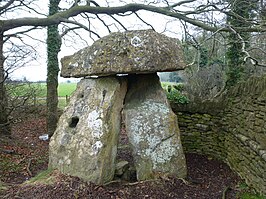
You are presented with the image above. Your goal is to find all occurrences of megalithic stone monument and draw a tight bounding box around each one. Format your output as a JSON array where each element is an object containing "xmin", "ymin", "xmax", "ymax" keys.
[
  {"xmin": 49, "ymin": 29, "xmax": 187, "ymax": 184},
  {"xmin": 124, "ymin": 74, "xmax": 187, "ymax": 180}
]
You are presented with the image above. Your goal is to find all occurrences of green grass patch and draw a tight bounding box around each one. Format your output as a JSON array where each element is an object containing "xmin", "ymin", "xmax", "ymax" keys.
[
  {"xmin": 7, "ymin": 82, "xmax": 77, "ymax": 98},
  {"xmin": 25, "ymin": 168, "xmax": 56, "ymax": 185},
  {"xmin": 0, "ymin": 155, "xmax": 24, "ymax": 173},
  {"xmin": 7, "ymin": 81, "xmax": 189, "ymax": 108},
  {"xmin": 236, "ymin": 182, "xmax": 265, "ymax": 199},
  {"xmin": 58, "ymin": 97, "xmax": 69, "ymax": 109},
  {"xmin": 6, "ymin": 82, "xmax": 77, "ymax": 109},
  {"xmin": 57, "ymin": 83, "xmax": 77, "ymax": 97},
  {"xmin": 239, "ymin": 192, "xmax": 265, "ymax": 199}
]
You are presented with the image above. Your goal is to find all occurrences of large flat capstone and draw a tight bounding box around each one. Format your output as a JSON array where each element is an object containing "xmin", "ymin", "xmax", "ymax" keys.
[
  {"xmin": 123, "ymin": 73, "xmax": 187, "ymax": 180},
  {"xmin": 49, "ymin": 77, "xmax": 127, "ymax": 184},
  {"xmin": 61, "ymin": 29, "xmax": 186, "ymax": 77}
]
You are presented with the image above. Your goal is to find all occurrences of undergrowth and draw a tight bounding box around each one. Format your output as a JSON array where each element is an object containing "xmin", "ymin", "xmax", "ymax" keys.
[{"xmin": 161, "ymin": 82, "xmax": 189, "ymax": 104}]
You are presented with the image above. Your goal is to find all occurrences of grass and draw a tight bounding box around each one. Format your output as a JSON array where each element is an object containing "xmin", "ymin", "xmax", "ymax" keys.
[
  {"xmin": 7, "ymin": 82, "xmax": 77, "ymax": 109},
  {"xmin": 7, "ymin": 81, "xmax": 191, "ymax": 108},
  {"xmin": 38, "ymin": 82, "xmax": 77, "ymax": 97},
  {"xmin": 57, "ymin": 83, "xmax": 77, "ymax": 97},
  {"xmin": 7, "ymin": 81, "xmax": 190, "ymax": 109},
  {"xmin": 7, "ymin": 82, "xmax": 77, "ymax": 98},
  {"xmin": 236, "ymin": 182, "xmax": 266, "ymax": 199},
  {"xmin": 0, "ymin": 155, "xmax": 24, "ymax": 174},
  {"xmin": 240, "ymin": 192, "xmax": 265, "ymax": 199},
  {"xmin": 10, "ymin": 81, "xmax": 182, "ymax": 99},
  {"xmin": 25, "ymin": 168, "xmax": 56, "ymax": 185}
]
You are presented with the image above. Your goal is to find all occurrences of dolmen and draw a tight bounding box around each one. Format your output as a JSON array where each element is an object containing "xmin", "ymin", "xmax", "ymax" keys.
[{"xmin": 49, "ymin": 29, "xmax": 187, "ymax": 184}]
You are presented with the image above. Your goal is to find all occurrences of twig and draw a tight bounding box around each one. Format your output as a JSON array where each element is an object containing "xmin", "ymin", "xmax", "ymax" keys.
[
  {"xmin": 26, "ymin": 158, "xmax": 32, "ymax": 177},
  {"xmin": 222, "ymin": 186, "xmax": 230, "ymax": 199},
  {"xmin": 178, "ymin": 178, "xmax": 190, "ymax": 185},
  {"xmin": 103, "ymin": 179, "xmax": 121, "ymax": 186},
  {"xmin": 125, "ymin": 179, "xmax": 159, "ymax": 186},
  {"xmin": 0, "ymin": 148, "xmax": 15, "ymax": 154}
]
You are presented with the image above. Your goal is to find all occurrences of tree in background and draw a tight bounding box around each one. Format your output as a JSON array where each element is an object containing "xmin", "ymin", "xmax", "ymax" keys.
[
  {"xmin": 47, "ymin": 0, "xmax": 61, "ymax": 136},
  {"xmin": 0, "ymin": 32, "xmax": 9, "ymax": 136},
  {"xmin": 226, "ymin": 0, "xmax": 259, "ymax": 87},
  {"xmin": 1, "ymin": 0, "xmax": 266, "ymax": 136}
]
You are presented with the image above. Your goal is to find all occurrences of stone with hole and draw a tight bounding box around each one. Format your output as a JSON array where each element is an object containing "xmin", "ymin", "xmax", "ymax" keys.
[{"xmin": 49, "ymin": 77, "xmax": 127, "ymax": 184}]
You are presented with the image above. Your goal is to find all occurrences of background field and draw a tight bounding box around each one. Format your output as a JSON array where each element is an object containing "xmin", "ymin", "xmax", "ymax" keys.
[
  {"xmin": 8, "ymin": 81, "xmax": 185, "ymax": 109},
  {"xmin": 33, "ymin": 83, "xmax": 77, "ymax": 97},
  {"xmin": 57, "ymin": 83, "xmax": 77, "ymax": 97}
]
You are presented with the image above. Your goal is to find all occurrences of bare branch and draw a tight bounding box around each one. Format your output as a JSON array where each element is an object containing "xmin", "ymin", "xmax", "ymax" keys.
[
  {"xmin": 0, "ymin": 0, "xmax": 15, "ymax": 12},
  {"xmin": 1, "ymin": 3, "xmax": 265, "ymax": 33},
  {"xmin": 60, "ymin": 18, "xmax": 100, "ymax": 39},
  {"xmin": 134, "ymin": 12, "xmax": 154, "ymax": 31},
  {"xmin": 167, "ymin": 0, "xmax": 196, "ymax": 9},
  {"xmin": 109, "ymin": 15, "xmax": 128, "ymax": 31}
]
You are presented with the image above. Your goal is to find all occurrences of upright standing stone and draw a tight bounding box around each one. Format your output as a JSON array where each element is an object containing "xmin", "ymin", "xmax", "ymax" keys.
[
  {"xmin": 123, "ymin": 74, "xmax": 187, "ymax": 180},
  {"xmin": 49, "ymin": 77, "xmax": 127, "ymax": 184}
]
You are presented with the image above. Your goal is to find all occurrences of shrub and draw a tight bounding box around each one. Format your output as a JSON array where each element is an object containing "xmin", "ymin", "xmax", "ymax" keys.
[{"xmin": 161, "ymin": 82, "xmax": 189, "ymax": 104}]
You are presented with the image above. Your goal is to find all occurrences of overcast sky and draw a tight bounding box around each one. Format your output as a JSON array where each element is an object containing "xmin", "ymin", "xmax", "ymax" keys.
[{"xmin": 6, "ymin": 0, "xmax": 202, "ymax": 82}]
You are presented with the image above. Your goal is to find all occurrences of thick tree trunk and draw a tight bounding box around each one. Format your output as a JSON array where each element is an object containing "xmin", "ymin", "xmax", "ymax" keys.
[
  {"xmin": 46, "ymin": 0, "xmax": 61, "ymax": 137},
  {"xmin": 46, "ymin": 48, "xmax": 59, "ymax": 137},
  {"xmin": 0, "ymin": 33, "xmax": 10, "ymax": 136}
]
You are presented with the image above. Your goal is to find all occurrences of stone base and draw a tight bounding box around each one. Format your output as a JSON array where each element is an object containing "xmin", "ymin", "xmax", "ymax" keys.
[
  {"xmin": 49, "ymin": 74, "xmax": 187, "ymax": 184},
  {"xmin": 49, "ymin": 77, "xmax": 127, "ymax": 184},
  {"xmin": 124, "ymin": 74, "xmax": 187, "ymax": 180}
]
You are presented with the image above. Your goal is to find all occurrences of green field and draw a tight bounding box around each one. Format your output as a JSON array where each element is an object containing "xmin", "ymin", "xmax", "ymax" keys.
[
  {"xmin": 57, "ymin": 83, "xmax": 77, "ymax": 97},
  {"xmin": 7, "ymin": 81, "xmax": 188, "ymax": 109},
  {"xmin": 7, "ymin": 82, "xmax": 77, "ymax": 97},
  {"xmin": 7, "ymin": 82, "xmax": 77, "ymax": 109},
  {"xmin": 37, "ymin": 82, "xmax": 77, "ymax": 97},
  {"xmin": 10, "ymin": 82, "xmax": 179, "ymax": 98}
]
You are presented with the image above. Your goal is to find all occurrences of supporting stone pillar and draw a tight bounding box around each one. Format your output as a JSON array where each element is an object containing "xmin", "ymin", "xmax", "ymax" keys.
[
  {"xmin": 49, "ymin": 77, "xmax": 127, "ymax": 184},
  {"xmin": 123, "ymin": 74, "xmax": 187, "ymax": 181}
]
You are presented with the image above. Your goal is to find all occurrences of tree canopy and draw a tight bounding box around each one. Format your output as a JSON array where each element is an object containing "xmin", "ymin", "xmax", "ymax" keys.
[{"xmin": 1, "ymin": 0, "xmax": 266, "ymax": 135}]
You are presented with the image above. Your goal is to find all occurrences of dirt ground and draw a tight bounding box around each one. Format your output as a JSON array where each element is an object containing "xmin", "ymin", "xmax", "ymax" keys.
[{"xmin": 0, "ymin": 115, "xmax": 259, "ymax": 199}]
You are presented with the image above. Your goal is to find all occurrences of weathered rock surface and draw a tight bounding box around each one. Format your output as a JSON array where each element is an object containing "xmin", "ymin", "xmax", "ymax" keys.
[
  {"xmin": 115, "ymin": 160, "xmax": 129, "ymax": 176},
  {"xmin": 61, "ymin": 29, "xmax": 186, "ymax": 77},
  {"xmin": 123, "ymin": 73, "xmax": 187, "ymax": 181},
  {"xmin": 49, "ymin": 77, "xmax": 127, "ymax": 184}
]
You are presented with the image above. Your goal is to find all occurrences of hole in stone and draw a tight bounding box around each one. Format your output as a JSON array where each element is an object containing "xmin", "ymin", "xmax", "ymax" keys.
[
  {"xmin": 78, "ymin": 92, "xmax": 84, "ymax": 98},
  {"xmin": 69, "ymin": 116, "xmax": 79, "ymax": 128}
]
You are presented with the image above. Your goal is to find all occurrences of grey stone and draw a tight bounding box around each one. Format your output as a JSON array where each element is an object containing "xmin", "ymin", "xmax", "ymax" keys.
[
  {"xmin": 123, "ymin": 73, "xmax": 187, "ymax": 181},
  {"xmin": 49, "ymin": 77, "xmax": 127, "ymax": 184},
  {"xmin": 61, "ymin": 29, "xmax": 186, "ymax": 78},
  {"xmin": 115, "ymin": 160, "xmax": 129, "ymax": 176}
]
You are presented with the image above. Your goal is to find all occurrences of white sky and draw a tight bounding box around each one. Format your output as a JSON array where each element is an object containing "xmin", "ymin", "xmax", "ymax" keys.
[
  {"xmin": 11, "ymin": 16, "xmax": 182, "ymax": 82},
  {"xmin": 5, "ymin": 0, "xmax": 212, "ymax": 82}
]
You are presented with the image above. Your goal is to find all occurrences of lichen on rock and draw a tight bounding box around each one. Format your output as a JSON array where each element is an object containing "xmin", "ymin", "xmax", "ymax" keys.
[
  {"xmin": 123, "ymin": 73, "xmax": 187, "ymax": 181},
  {"xmin": 49, "ymin": 77, "xmax": 127, "ymax": 184},
  {"xmin": 61, "ymin": 29, "xmax": 186, "ymax": 77}
]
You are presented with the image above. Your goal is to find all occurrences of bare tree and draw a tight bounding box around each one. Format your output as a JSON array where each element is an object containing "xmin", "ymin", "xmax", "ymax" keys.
[{"xmin": 1, "ymin": 0, "xmax": 266, "ymax": 136}]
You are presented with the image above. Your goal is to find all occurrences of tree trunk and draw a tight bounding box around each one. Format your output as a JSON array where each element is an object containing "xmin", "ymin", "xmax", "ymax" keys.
[
  {"xmin": 0, "ymin": 33, "xmax": 10, "ymax": 136},
  {"xmin": 46, "ymin": 0, "xmax": 61, "ymax": 137},
  {"xmin": 225, "ymin": 0, "xmax": 256, "ymax": 87}
]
